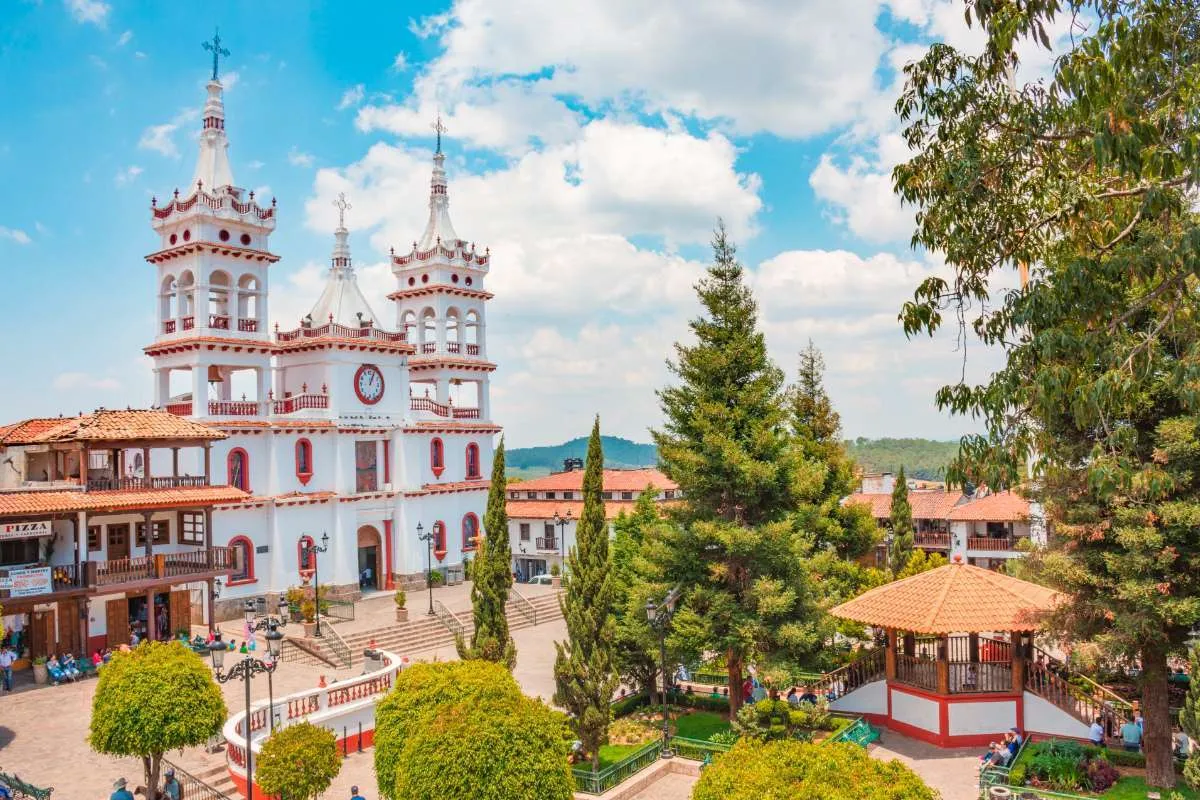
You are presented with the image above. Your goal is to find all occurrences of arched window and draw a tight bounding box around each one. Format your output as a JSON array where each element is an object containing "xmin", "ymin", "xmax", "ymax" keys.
[
  {"xmin": 430, "ymin": 438, "xmax": 445, "ymax": 477},
  {"xmin": 227, "ymin": 448, "xmax": 249, "ymax": 492},
  {"xmin": 228, "ymin": 535, "xmax": 255, "ymax": 584},
  {"xmin": 298, "ymin": 535, "xmax": 315, "ymax": 578},
  {"xmin": 465, "ymin": 443, "xmax": 480, "ymax": 479},
  {"xmin": 295, "ymin": 438, "xmax": 313, "ymax": 485},
  {"xmin": 432, "ymin": 521, "xmax": 447, "ymax": 560},
  {"xmin": 462, "ymin": 513, "xmax": 480, "ymax": 550}
]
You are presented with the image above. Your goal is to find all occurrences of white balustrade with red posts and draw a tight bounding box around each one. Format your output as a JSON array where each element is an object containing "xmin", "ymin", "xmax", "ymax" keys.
[{"xmin": 224, "ymin": 649, "xmax": 403, "ymax": 799}]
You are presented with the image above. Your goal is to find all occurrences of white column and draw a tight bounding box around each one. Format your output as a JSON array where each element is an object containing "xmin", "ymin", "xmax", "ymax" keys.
[
  {"xmin": 154, "ymin": 368, "xmax": 170, "ymax": 407},
  {"xmin": 435, "ymin": 375, "xmax": 450, "ymax": 404},
  {"xmin": 191, "ymin": 363, "xmax": 208, "ymax": 417},
  {"xmin": 259, "ymin": 288, "xmax": 270, "ymax": 338},
  {"xmin": 256, "ymin": 368, "xmax": 268, "ymax": 415},
  {"xmin": 479, "ymin": 376, "xmax": 490, "ymax": 420}
]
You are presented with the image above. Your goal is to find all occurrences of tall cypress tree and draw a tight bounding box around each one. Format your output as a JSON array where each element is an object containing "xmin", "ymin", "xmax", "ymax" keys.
[
  {"xmin": 653, "ymin": 224, "xmax": 826, "ymax": 714},
  {"xmin": 458, "ymin": 438, "xmax": 516, "ymax": 668},
  {"xmin": 888, "ymin": 467, "xmax": 914, "ymax": 576},
  {"xmin": 553, "ymin": 418, "xmax": 618, "ymax": 771}
]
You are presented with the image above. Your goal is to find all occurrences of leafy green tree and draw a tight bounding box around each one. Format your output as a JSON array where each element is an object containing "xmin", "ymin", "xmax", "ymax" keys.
[
  {"xmin": 789, "ymin": 340, "xmax": 878, "ymax": 558},
  {"xmin": 88, "ymin": 641, "xmax": 227, "ymax": 795},
  {"xmin": 1183, "ymin": 650, "xmax": 1200, "ymax": 789},
  {"xmin": 893, "ymin": 1, "xmax": 1200, "ymax": 785},
  {"xmin": 611, "ymin": 489, "xmax": 670, "ymax": 704},
  {"xmin": 390, "ymin": 693, "xmax": 574, "ymax": 800},
  {"xmin": 691, "ymin": 739, "xmax": 936, "ymax": 800},
  {"xmin": 895, "ymin": 548, "xmax": 946, "ymax": 580},
  {"xmin": 653, "ymin": 225, "xmax": 829, "ymax": 714},
  {"xmin": 255, "ymin": 721, "xmax": 341, "ymax": 800},
  {"xmin": 554, "ymin": 418, "xmax": 619, "ymax": 770},
  {"xmin": 375, "ymin": 661, "xmax": 523, "ymax": 799},
  {"xmin": 888, "ymin": 468, "xmax": 914, "ymax": 576},
  {"xmin": 459, "ymin": 437, "xmax": 516, "ymax": 668}
]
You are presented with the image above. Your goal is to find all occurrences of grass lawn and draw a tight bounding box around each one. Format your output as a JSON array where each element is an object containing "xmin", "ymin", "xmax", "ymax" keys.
[
  {"xmin": 596, "ymin": 743, "xmax": 649, "ymax": 770},
  {"xmin": 1096, "ymin": 777, "xmax": 1199, "ymax": 799},
  {"xmin": 673, "ymin": 711, "xmax": 731, "ymax": 740}
]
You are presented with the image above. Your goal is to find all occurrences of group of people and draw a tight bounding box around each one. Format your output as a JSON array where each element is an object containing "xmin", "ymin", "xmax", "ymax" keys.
[
  {"xmin": 1090, "ymin": 710, "xmax": 1194, "ymax": 758},
  {"xmin": 981, "ymin": 727, "xmax": 1023, "ymax": 766},
  {"xmin": 110, "ymin": 777, "xmax": 369, "ymax": 800}
]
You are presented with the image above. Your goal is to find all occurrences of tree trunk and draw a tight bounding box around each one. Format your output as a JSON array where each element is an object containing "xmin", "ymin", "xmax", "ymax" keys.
[
  {"xmin": 1142, "ymin": 644, "xmax": 1175, "ymax": 788},
  {"xmin": 727, "ymin": 649, "xmax": 743, "ymax": 716},
  {"xmin": 143, "ymin": 753, "xmax": 162, "ymax": 800}
]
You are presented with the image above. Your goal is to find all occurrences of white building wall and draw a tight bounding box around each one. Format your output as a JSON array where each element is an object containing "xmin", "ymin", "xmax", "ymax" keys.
[
  {"xmin": 890, "ymin": 688, "xmax": 941, "ymax": 734},
  {"xmin": 947, "ymin": 700, "xmax": 1018, "ymax": 736},
  {"xmin": 830, "ymin": 680, "xmax": 887, "ymax": 716},
  {"xmin": 1023, "ymin": 692, "xmax": 1093, "ymax": 739}
]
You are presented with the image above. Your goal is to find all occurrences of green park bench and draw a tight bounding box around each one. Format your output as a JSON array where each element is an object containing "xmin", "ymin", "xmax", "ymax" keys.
[{"xmin": 0, "ymin": 769, "xmax": 54, "ymax": 800}]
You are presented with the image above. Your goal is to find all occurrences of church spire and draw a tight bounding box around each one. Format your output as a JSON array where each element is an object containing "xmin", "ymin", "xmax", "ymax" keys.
[
  {"xmin": 191, "ymin": 31, "xmax": 236, "ymax": 194},
  {"xmin": 417, "ymin": 113, "xmax": 458, "ymax": 250},
  {"xmin": 306, "ymin": 194, "xmax": 380, "ymax": 327}
]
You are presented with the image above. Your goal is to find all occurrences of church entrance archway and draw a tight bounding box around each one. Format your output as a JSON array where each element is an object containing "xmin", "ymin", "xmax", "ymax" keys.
[{"xmin": 356, "ymin": 525, "xmax": 383, "ymax": 593}]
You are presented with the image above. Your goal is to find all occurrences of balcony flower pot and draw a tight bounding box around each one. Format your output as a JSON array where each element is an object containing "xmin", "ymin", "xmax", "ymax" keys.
[{"xmin": 32, "ymin": 657, "xmax": 48, "ymax": 685}]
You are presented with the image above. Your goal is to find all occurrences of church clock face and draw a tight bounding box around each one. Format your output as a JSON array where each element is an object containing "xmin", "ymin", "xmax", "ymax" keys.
[{"xmin": 353, "ymin": 364, "xmax": 385, "ymax": 405}]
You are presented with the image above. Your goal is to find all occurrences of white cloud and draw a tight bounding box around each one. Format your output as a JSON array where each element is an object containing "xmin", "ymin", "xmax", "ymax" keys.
[
  {"xmin": 247, "ymin": 160, "xmax": 266, "ymax": 170},
  {"xmin": 221, "ymin": 71, "xmax": 240, "ymax": 91},
  {"xmin": 337, "ymin": 84, "xmax": 365, "ymax": 111},
  {"xmin": 64, "ymin": 0, "xmax": 109, "ymax": 26},
  {"xmin": 134, "ymin": 51, "xmax": 147, "ymax": 59},
  {"xmin": 0, "ymin": 226, "xmax": 32, "ymax": 245},
  {"xmin": 809, "ymin": 150, "xmax": 913, "ymax": 243},
  {"xmin": 137, "ymin": 108, "xmax": 198, "ymax": 159},
  {"xmin": 114, "ymin": 165, "xmax": 143, "ymax": 186},
  {"xmin": 53, "ymin": 372, "xmax": 121, "ymax": 391},
  {"xmin": 288, "ymin": 148, "xmax": 315, "ymax": 168},
  {"xmin": 116, "ymin": 30, "xmax": 132, "ymax": 47},
  {"xmin": 391, "ymin": 52, "xmax": 409, "ymax": 72},
  {"xmin": 251, "ymin": 186, "xmax": 272, "ymax": 201}
]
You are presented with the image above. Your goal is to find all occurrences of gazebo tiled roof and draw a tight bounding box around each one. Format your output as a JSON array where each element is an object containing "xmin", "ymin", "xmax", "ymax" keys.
[{"xmin": 829, "ymin": 563, "xmax": 1060, "ymax": 634}]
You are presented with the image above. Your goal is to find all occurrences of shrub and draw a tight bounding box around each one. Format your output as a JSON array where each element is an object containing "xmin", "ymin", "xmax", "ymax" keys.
[
  {"xmin": 391, "ymin": 694, "xmax": 573, "ymax": 800},
  {"xmin": 550, "ymin": 562, "xmax": 561, "ymax": 577},
  {"xmin": 429, "ymin": 569, "xmax": 446, "ymax": 587},
  {"xmin": 609, "ymin": 717, "xmax": 656, "ymax": 745},
  {"xmin": 255, "ymin": 721, "xmax": 341, "ymax": 799},
  {"xmin": 692, "ymin": 739, "xmax": 936, "ymax": 800},
  {"xmin": 612, "ymin": 693, "xmax": 650, "ymax": 717},
  {"xmin": 1101, "ymin": 746, "xmax": 1146, "ymax": 767},
  {"xmin": 394, "ymin": 590, "xmax": 406, "ymax": 609},
  {"xmin": 709, "ymin": 730, "xmax": 739, "ymax": 745},
  {"xmin": 1008, "ymin": 764, "xmax": 1027, "ymax": 787},
  {"xmin": 1084, "ymin": 757, "xmax": 1120, "ymax": 793},
  {"xmin": 374, "ymin": 661, "xmax": 523, "ymax": 799},
  {"xmin": 300, "ymin": 600, "xmax": 317, "ymax": 623}
]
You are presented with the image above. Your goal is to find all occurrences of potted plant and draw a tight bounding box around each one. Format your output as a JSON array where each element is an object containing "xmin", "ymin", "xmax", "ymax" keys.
[
  {"xmin": 300, "ymin": 600, "xmax": 318, "ymax": 638},
  {"xmin": 394, "ymin": 590, "xmax": 408, "ymax": 623},
  {"xmin": 32, "ymin": 655, "xmax": 48, "ymax": 685},
  {"xmin": 550, "ymin": 562, "xmax": 562, "ymax": 587},
  {"xmin": 285, "ymin": 586, "xmax": 307, "ymax": 623}
]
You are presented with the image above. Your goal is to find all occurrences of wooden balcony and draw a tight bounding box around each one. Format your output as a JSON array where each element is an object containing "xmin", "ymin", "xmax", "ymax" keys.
[
  {"xmin": 535, "ymin": 536, "xmax": 559, "ymax": 553},
  {"xmin": 914, "ymin": 531, "xmax": 951, "ymax": 549},
  {"xmin": 86, "ymin": 476, "xmax": 210, "ymax": 491},
  {"xmin": 89, "ymin": 547, "xmax": 234, "ymax": 588},
  {"xmin": 967, "ymin": 536, "xmax": 1017, "ymax": 551}
]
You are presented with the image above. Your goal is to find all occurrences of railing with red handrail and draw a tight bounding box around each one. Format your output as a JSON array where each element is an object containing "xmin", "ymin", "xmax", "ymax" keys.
[
  {"xmin": 410, "ymin": 396, "xmax": 450, "ymax": 417},
  {"xmin": 420, "ymin": 341, "xmax": 437, "ymax": 354},
  {"xmin": 182, "ymin": 316, "xmax": 195, "ymax": 330},
  {"xmin": 914, "ymin": 531, "xmax": 951, "ymax": 548},
  {"xmin": 275, "ymin": 320, "xmax": 407, "ymax": 343},
  {"xmin": 466, "ymin": 343, "xmax": 480, "ymax": 355},
  {"xmin": 237, "ymin": 318, "xmax": 258, "ymax": 332},
  {"xmin": 86, "ymin": 476, "xmax": 210, "ymax": 491},
  {"xmin": 968, "ymin": 536, "xmax": 1017, "ymax": 551},
  {"xmin": 152, "ymin": 188, "xmax": 275, "ymax": 222},
  {"xmin": 208, "ymin": 400, "xmax": 259, "ymax": 416},
  {"xmin": 163, "ymin": 319, "xmax": 177, "ymax": 334},
  {"xmin": 452, "ymin": 407, "xmax": 481, "ymax": 419},
  {"xmin": 272, "ymin": 392, "xmax": 329, "ymax": 414},
  {"xmin": 164, "ymin": 401, "xmax": 192, "ymax": 416},
  {"xmin": 209, "ymin": 314, "xmax": 230, "ymax": 330},
  {"xmin": 809, "ymin": 648, "xmax": 886, "ymax": 699}
]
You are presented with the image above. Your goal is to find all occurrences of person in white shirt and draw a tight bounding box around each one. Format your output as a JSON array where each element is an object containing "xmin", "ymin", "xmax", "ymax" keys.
[
  {"xmin": 0, "ymin": 646, "xmax": 15, "ymax": 692},
  {"xmin": 1089, "ymin": 717, "xmax": 1105, "ymax": 746},
  {"xmin": 1175, "ymin": 726, "xmax": 1192, "ymax": 758}
]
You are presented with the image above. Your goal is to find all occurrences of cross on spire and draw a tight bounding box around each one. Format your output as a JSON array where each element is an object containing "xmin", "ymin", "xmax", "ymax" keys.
[
  {"xmin": 202, "ymin": 30, "xmax": 230, "ymax": 82},
  {"xmin": 431, "ymin": 112, "xmax": 448, "ymax": 154},
  {"xmin": 333, "ymin": 192, "xmax": 352, "ymax": 228}
]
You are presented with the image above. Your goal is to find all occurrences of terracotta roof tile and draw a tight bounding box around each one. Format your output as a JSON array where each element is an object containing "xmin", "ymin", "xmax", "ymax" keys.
[
  {"xmin": 512, "ymin": 468, "xmax": 675, "ymax": 493},
  {"xmin": 31, "ymin": 409, "xmax": 226, "ymax": 443},
  {"xmin": 0, "ymin": 485, "xmax": 249, "ymax": 516},
  {"xmin": 947, "ymin": 491, "xmax": 1030, "ymax": 522},
  {"xmin": 829, "ymin": 563, "xmax": 1060, "ymax": 634},
  {"xmin": 506, "ymin": 499, "xmax": 675, "ymax": 521},
  {"xmin": 845, "ymin": 491, "xmax": 965, "ymax": 520},
  {"xmin": 0, "ymin": 418, "xmax": 73, "ymax": 445}
]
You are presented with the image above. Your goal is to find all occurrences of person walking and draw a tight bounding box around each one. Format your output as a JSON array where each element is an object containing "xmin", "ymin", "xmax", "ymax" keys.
[
  {"xmin": 0, "ymin": 645, "xmax": 15, "ymax": 692},
  {"xmin": 350, "ymin": 786, "xmax": 367, "ymax": 800}
]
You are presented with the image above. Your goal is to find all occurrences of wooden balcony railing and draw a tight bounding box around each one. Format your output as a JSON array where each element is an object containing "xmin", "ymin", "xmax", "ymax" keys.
[
  {"xmin": 535, "ymin": 536, "xmax": 559, "ymax": 552},
  {"xmin": 165, "ymin": 401, "xmax": 192, "ymax": 416},
  {"xmin": 209, "ymin": 314, "xmax": 230, "ymax": 330},
  {"xmin": 949, "ymin": 662, "xmax": 1012, "ymax": 693},
  {"xmin": 967, "ymin": 536, "xmax": 1017, "ymax": 551},
  {"xmin": 809, "ymin": 647, "xmax": 885, "ymax": 699},
  {"xmin": 208, "ymin": 400, "xmax": 259, "ymax": 416},
  {"xmin": 238, "ymin": 318, "xmax": 258, "ymax": 332},
  {"xmin": 90, "ymin": 547, "xmax": 234, "ymax": 588},
  {"xmin": 895, "ymin": 654, "xmax": 938, "ymax": 692},
  {"xmin": 914, "ymin": 531, "xmax": 951, "ymax": 549},
  {"xmin": 86, "ymin": 476, "xmax": 210, "ymax": 491},
  {"xmin": 272, "ymin": 392, "xmax": 329, "ymax": 414}
]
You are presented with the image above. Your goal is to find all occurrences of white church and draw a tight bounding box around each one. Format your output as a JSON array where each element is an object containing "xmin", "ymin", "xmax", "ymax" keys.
[{"xmin": 144, "ymin": 66, "xmax": 497, "ymax": 616}]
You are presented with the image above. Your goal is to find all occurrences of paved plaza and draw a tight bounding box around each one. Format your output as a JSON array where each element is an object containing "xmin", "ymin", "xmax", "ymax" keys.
[{"xmin": 0, "ymin": 582, "xmax": 978, "ymax": 799}]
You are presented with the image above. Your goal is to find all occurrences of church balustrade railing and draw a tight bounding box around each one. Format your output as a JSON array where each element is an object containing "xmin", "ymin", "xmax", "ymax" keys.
[
  {"xmin": 152, "ymin": 188, "xmax": 276, "ymax": 222},
  {"xmin": 208, "ymin": 400, "xmax": 260, "ymax": 417},
  {"xmin": 274, "ymin": 320, "xmax": 407, "ymax": 343},
  {"xmin": 237, "ymin": 318, "xmax": 258, "ymax": 332},
  {"xmin": 163, "ymin": 320, "xmax": 177, "ymax": 334},
  {"xmin": 410, "ymin": 396, "xmax": 450, "ymax": 417},
  {"xmin": 272, "ymin": 392, "xmax": 329, "ymax": 414},
  {"xmin": 165, "ymin": 401, "xmax": 192, "ymax": 416},
  {"xmin": 452, "ymin": 407, "xmax": 480, "ymax": 419},
  {"xmin": 466, "ymin": 343, "xmax": 480, "ymax": 355},
  {"xmin": 86, "ymin": 476, "xmax": 210, "ymax": 491},
  {"xmin": 446, "ymin": 341, "xmax": 461, "ymax": 354},
  {"xmin": 209, "ymin": 314, "xmax": 230, "ymax": 330},
  {"xmin": 182, "ymin": 316, "xmax": 195, "ymax": 331},
  {"xmin": 420, "ymin": 341, "xmax": 437, "ymax": 354}
]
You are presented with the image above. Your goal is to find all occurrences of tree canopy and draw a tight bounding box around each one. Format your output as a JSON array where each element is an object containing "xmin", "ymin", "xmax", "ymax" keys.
[
  {"xmin": 88, "ymin": 641, "xmax": 227, "ymax": 794},
  {"xmin": 255, "ymin": 721, "xmax": 341, "ymax": 800},
  {"xmin": 691, "ymin": 739, "xmax": 936, "ymax": 800}
]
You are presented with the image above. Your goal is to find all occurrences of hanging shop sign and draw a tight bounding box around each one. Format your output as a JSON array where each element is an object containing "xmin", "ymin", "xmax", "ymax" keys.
[
  {"xmin": 0, "ymin": 567, "xmax": 53, "ymax": 597},
  {"xmin": 0, "ymin": 521, "xmax": 51, "ymax": 541}
]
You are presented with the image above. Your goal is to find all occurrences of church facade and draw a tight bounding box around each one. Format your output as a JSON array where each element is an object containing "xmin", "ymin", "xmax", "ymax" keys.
[{"xmin": 143, "ymin": 70, "xmax": 498, "ymax": 617}]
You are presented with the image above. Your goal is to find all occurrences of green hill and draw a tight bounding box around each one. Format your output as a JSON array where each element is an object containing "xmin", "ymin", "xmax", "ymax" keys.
[
  {"xmin": 843, "ymin": 437, "xmax": 960, "ymax": 481},
  {"xmin": 506, "ymin": 436, "xmax": 658, "ymax": 479}
]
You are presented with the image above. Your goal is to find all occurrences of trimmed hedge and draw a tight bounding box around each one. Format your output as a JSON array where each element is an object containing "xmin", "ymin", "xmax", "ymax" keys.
[{"xmin": 612, "ymin": 690, "xmax": 732, "ymax": 718}]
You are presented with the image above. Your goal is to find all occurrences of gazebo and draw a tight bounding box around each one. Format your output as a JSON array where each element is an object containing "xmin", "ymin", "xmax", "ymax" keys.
[{"xmin": 826, "ymin": 563, "xmax": 1075, "ymax": 747}]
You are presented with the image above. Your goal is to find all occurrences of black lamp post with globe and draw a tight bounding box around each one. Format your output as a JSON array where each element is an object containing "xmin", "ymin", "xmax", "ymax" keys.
[
  {"xmin": 301, "ymin": 532, "xmax": 330, "ymax": 636},
  {"xmin": 646, "ymin": 586, "xmax": 682, "ymax": 759}
]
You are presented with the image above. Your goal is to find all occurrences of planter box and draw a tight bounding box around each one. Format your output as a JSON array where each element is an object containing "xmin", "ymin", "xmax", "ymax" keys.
[
  {"xmin": 395, "ymin": 608, "xmax": 409, "ymax": 623},
  {"xmin": 302, "ymin": 621, "xmax": 318, "ymax": 638},
  {"xmin": 32, "ymin": 662, "xmax": 48, "ymax": 685}
]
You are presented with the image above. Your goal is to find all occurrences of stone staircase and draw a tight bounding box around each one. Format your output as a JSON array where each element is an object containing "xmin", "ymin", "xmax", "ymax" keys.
[
  {"xmin": 333, "ymin": 590, "xmax": 563, "ymax": 667},
  {"xmin": 165, "ymin": 755, "xmax": 238, "ymax": 799}
]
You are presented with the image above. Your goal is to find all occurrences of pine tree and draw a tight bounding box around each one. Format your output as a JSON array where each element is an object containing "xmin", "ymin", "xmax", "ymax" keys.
[
  {"xmin": 888, "ymin": 467, "xmax": 914, "ymax": 576},
  {"xmin": 789, "ymin": 340, "xmax": 878, "ymax": 558},
  {"xmin": 458, "ymin": 439, "xmax": 516, "ymax": 668},
  {"xmin": 553, "ymin": 419, "xmax": 618, "ymax": 771},
  {"xmin": 653, "ymin": 224, "xmax": 828, "ymax": 715}
]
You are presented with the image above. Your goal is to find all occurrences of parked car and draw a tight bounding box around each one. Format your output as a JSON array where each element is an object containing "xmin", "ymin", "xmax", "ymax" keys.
[{"xmin": 528, "ymin": 574, "xmax": 555, "ymax": 585}]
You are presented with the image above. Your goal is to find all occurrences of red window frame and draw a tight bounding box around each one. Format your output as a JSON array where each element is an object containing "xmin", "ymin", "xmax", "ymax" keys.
[
  {"xmin": 227, "ymin": 535, "xmax": 256, "ymax": 585},
  {"xmin": 462, "ymin": 513, "xmax": 480, "ymax": 551},
  {"xmin": 227, "ymin": 448, "xmax": 250, "ymax": 492},
  {"xmin": 432, "ymin": 521, "xmax": 447, "ymax": 561},
  {"xmin": 298, "ymin": 534, "xmax": 315, "ymax": 579},
  {"xmin": 430, "ymin": 437, "xmax": 445, "ymax": 478},
  {"xmin": 465, "ymin": 442, "xmax": 480, "ymax": 479},
  {"xmin": 295, "ymin": 438, "xmax": 313, "ymax": 485}
]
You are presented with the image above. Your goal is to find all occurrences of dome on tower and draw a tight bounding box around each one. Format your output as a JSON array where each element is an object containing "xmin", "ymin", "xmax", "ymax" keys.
[{"xmin": 306, "ymin": 194, "xmax": 380, "ymax": 327}]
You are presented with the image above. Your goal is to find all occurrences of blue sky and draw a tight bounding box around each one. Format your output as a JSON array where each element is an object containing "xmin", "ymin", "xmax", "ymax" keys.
[{"xmin": 0, "ymin": 0, "xmax": 1051, "ymax": 447}]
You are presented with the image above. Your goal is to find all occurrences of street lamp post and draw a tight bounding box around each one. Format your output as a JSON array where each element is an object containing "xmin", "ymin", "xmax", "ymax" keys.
[
  {"xmin": 208, "ymin": 599, "xmax": 284, "ymax": 800},
  {"xmin": 552, "ymin": 509, "xmax": 572, "ymax": 571},
  {"xmin": 247, "ymin": 596, "xmax": 289, "ymax": 733},
  {"xmin": 645, "ymin": 585, "xmax": 682, "ymax": 759},
  {"xmin": 301, "ymin": 533, "xmax": 330, "ymax": 636},
  {"xmin": 209, "ymin": 577, "xmax": 224, "ymax": 635},
  {"xmin": 416, "ymin": 522, "xmax": 434, "ymax": 616}
]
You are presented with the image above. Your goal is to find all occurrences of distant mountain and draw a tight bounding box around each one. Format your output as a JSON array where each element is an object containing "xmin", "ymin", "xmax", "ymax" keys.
[
  {"xmin": 507, "ymin": 436, "xmax": 658, "ymax": 476},
  {"xmin": 844, "ymin": 437, "xmax": 959, "ymax": 482}
]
